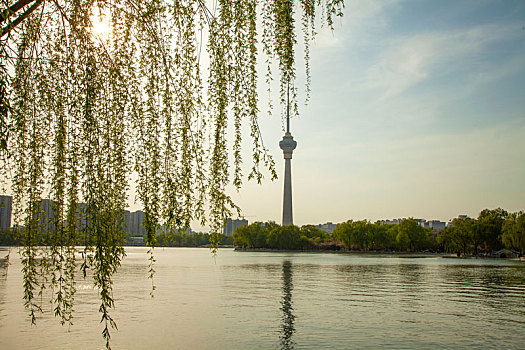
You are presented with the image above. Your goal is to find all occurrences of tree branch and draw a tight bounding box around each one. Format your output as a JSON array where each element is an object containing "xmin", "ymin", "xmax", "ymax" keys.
[
  {"xmin": 1, "ymin": 0, "xmax": 44, "ymax": 38},
  {"xmin": 1, "ymin": 0, "xmax": 36, "ymax": 24}
]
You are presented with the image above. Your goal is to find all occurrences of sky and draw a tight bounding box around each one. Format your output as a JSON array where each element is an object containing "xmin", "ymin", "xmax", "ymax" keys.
[{"xmin": 223, "ymin": 0, "xmax": 525, "ymax": 228}]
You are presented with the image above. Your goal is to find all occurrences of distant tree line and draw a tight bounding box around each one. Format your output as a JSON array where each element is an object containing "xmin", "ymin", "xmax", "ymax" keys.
[
  {"xmin": 154, "ymin": 231, "xmax": 233, "ymax": 247},
  {"xmin": 233, "ymin": 208, "xmax": 525, "ymax": 256},
  {"xmin": 0, "ymin": 228, "xmax": 234, "ymax": 247},
  {"xmin": 233, "ymin": 222, "xmax": 339, "ymax": 250},
  {"xmin": 233, "ymin": 219, "xmax": 434, "ymax": 252},
  {"xmin": 333, "ymin": 218, "xmax": 436, "ymax": 252}
]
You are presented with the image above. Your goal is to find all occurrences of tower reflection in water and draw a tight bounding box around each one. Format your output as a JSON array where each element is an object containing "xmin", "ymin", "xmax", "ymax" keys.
[{"xmin": 280, "ymin": 260, "xmax": 295, "ymax": 349}]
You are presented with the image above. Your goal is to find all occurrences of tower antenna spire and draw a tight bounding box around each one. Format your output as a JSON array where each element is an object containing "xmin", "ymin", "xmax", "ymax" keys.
[{"xmin": 286, "ymin": 81, "xmax": 290, "ymax": 134}]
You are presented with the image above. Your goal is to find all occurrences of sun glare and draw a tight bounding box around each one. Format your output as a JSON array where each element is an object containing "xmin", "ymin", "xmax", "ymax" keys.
[{"xmin": 90, "ymin": 7, "xmax": 111, "ymax": 41}]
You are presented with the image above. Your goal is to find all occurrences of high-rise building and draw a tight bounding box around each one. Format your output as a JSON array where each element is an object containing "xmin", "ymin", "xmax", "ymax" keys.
[
  {"xmin": 279, "ymin": 90, "xmax": 297, "ymax": 226},
  {"xmin": 428, "ymin": 220, "xmax": 446, "ymax": 231},
  {"xmin": 124, "ymin": 210, "xmax": 131, "ymax": 233},
  {"xmin": 0, "ymin": 195, "xmax": 12, "ymax": 230},
  {"xmin": 39, "ymin": 198, "xmax": 55, "ymax": 232},
  {"xmin": 129, "ymin": 210, "xmax": 146, "ymax": 235},
  {"xmin": 224, "ymin": 218, "xmax": 248, "ymax": 236}
]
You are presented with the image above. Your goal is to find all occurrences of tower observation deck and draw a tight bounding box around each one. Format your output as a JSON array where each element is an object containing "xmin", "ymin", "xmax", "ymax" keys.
[{"xmin": 279, "ymin": 90, "xmax": 297, "ymax": 226}]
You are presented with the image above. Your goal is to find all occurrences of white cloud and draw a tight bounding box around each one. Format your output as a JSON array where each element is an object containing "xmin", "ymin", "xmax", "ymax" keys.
[
  {"xmin": 313, "ymin": 0, "xmax": 400, "ymax": 49},
  {"xmin": 360, "ymin": 22, "xmax": 523, "ymax": 99}
]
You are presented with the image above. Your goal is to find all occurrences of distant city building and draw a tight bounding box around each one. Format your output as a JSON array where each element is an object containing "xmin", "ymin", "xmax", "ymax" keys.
[
  {"xmin": 77, "ymin": 202, "xmax": 88, "ymax": 229},
  {"xmin": 0, "ymin": 197, "xmax": 154, "ymax": 236},
  {"xmin": 428, "ymin": 220, "xmax": 446, "ymax": 231},
  {"xmin": 0, "ymin": 195, "xmax": 12, "ymax": 230},
  {"xmin": 378, "ymin": 218, "xmax": 446, "ymax": 231},
  {"xmin": 128, "ymin": 210, "xmax": 146, "ymax": 235},
  {"xmin": 315, "ymin": 222, "xmax": 338, "ymax": 234},
  {"xmin": 416, "ymin": 219, "xmax": 447, "ymax": 231},
  {"xmin": 177, "ymin": 227, "xmax": 194, "ymax": 235},
  {"xmin": 39, "ymin": 198, "xmax": 55, "ymax": 232},
  {"xmin": 378, "ymin": 218, "xmax": 403, "ymax": 225},
  {"xmin": 224, "ymin": 218, "xmax": 248, "ymax": 236},
  {"xmin": 124, "ymin": 210, "xmax": 131, "ymax": 232},
  {"xmin": 157, "ymin": 223, "xmax": 194, "ymax": 235}
]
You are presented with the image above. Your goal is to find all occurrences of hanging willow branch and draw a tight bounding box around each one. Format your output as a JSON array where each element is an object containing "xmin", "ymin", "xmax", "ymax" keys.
[{"xmin": 0, "ymin": 0, "xmax": 344, "ymax": 348}]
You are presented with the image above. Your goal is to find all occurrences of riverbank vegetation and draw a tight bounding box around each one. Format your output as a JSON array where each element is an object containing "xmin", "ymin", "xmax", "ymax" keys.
[{"xmin": 233, "ymin": 208, "xmax": 525, "ymax": 256}]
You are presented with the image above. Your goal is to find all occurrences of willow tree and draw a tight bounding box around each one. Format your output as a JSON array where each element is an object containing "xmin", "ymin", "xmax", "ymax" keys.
[{"xmin": 0, "ymin": 0, "xmax": 344, "ymax": 347}]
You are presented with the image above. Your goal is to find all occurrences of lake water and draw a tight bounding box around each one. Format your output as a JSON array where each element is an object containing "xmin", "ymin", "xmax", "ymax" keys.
[{"xmin": 1, "ymin": 247, "xmax": 525, "ymax": 349}]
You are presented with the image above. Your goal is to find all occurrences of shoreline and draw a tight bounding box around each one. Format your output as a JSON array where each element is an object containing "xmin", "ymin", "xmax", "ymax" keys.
[
  {"xmin": 234, "ymin": 247, "xmax": 448, "ymax": 257},
  {"xmin": 234, "ymin": 247, "xmax": 524, "ymax": 260}
]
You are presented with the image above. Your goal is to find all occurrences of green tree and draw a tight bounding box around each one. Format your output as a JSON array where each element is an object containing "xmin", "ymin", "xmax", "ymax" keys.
[
  {"xmin": 232, "ymin": 224, "xmax": 252, "ymax": 248},
  {"xmin": 502, "ymin": 211, "xmax": 525, "ymax": 255},
  {"xmin": 386, "ymin": 224, "xmax": 400, "ymax": 250},
  {"xmin": 367, "ymin": 223, "xmax": 391, "ymax": 250},
  {"xmin": 299, "ymin": 225, "xmax": 331, "ymax": 248},
  {"xmin": 334, "ymin": 220, "xmax": 397, "ymax": 251},
  {"xmin": 351, "ymin": 220, "xmax": 371, "ymax": 250},
  {"xmin": 300, "ymin": 225, "xmax": 328, "ymax": 240},
  {"xmin": 477, "ymin": 208, "xmax": 508, "ymax": 251},
  {"xmin": 395, "ymin": 226, "xmax": 410, "ymax": 251},
  {"xmin": 396, "ymin": 218, "xmax": 431, "ymax": 252},
  {"xmin": 468, "ymin": 220, "xmax": 484, "ymax": 255},
  {"xmin": 233, "ymin": 222, "xmax": 270, "ymax": 248},
  {"xmin": 267, "ymin": 225, "xmax": 306, "ymax": 250},
  {"xmin": 333, "ymin": 220, "xmax": 354, "ymax": 250},
  {"xmin": 437, "ymin": 218, "xmax": 474, "ymax": 256},
  {"xmin": 1, "ymin": 0, "xmax": 344, "ymax": 347}
]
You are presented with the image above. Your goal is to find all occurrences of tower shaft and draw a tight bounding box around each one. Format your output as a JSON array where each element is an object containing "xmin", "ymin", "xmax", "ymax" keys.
[{"xmin": 282, "ymin": 158, "xmax": 293, "ymax": 226}]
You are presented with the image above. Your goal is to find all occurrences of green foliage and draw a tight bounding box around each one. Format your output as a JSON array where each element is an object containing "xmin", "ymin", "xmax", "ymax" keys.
[
  {"xmin": 502, "ymin": 211, "xmax": 525, "ymax": 255},
  {"xmin": 333, "ymin": 220, "xmax": 363, "ymax": 250},
  {"xmin": 437, "ymin": 209, "xmax": 510, "ymax": 256},
  {"xmin": 0, "ymin": 0, "xmax": 344, "ymax": 348},
  {"xmin": 300, "ymin": 224, "xmax": 329, "ymax": 240},
  {"xmin": 233, "ymin": 222, "xmax": 271, "ymax": 248},
  {"xmin": 437, "ymin": 218, "xmax": 474, "ymax": 255},
  {"xmin": 477, "ymin": 208, "xmax": 508, "ymax": 251},
  {"xmin": 233, "ymin": 222, "xmax": 333, "ymax": 250},
  {"xmin": 333, "ymin": 219, "xmax": 434, "ymax": 252},
  {"xmin": 155, "ymin": 230, "xmax": 216, "ymax": 247},
  {"xmin": 396, "ymin": 218, "xmax": 433, "ymax": 252},
  {"xmin": 267, "ymin": 225, "xmax": 306, "ymax": 250},
  {"xmin": 333, "ymin": 220, "xmax": 388, "ymax": 251},
  {"xmin": 0, "ymin": 62, "xmax": 10, "ymax": 154},
  {"xmin": 0, "ymin": 228, "xmax": 18, "ymax": 245}
]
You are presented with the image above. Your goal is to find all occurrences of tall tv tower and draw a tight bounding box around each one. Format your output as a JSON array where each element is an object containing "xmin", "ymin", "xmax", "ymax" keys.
[{"xmin": 279, "ymin": 86, "xmax": 297, "ymax": 226}]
